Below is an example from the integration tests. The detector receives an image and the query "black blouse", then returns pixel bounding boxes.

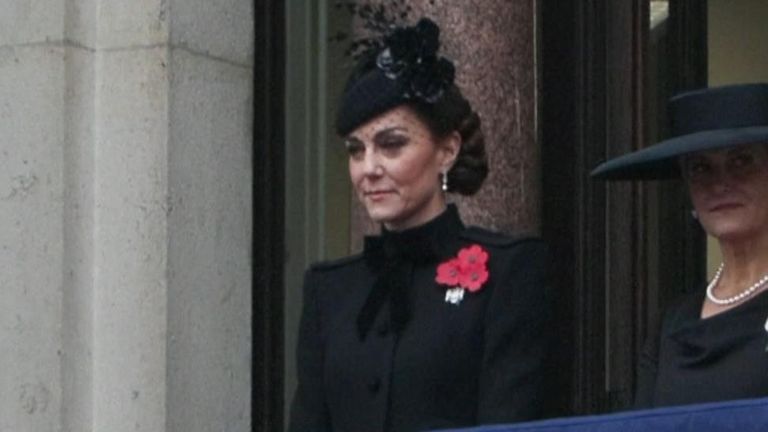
[636,288,768,408]
[289,205,553,432]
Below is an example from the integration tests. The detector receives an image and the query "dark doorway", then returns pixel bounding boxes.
[539,0,707,416]
[254,0,286,431]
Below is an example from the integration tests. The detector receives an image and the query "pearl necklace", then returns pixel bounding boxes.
[706,263,768,305]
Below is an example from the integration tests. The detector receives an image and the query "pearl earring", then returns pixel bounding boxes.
[441,171,448,192]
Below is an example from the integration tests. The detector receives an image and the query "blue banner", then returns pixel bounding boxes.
[437,397,768,432]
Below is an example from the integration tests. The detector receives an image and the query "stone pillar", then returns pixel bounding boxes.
[165,2,253,429]
[425,0,540,234]
[1,2,67,430]
[350,0,540,246]
[1,1,253,431]
[0,2,64,432]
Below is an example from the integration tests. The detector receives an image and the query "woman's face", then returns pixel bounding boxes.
[682,143,768,242]
[345,105,459,231]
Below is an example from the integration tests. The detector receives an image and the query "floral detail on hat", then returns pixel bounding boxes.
[332,1,455,105]
[436,244,490,305]
[376,18,455,103]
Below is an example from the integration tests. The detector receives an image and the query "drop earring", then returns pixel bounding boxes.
[691,209,698,219]
[441,171,448,192]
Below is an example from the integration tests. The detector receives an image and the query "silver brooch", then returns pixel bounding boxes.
[444,287,465,305]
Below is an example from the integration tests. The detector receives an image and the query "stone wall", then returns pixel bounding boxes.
[0,1,253,431]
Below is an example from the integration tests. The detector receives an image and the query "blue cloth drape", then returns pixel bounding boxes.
[436,397,768,432]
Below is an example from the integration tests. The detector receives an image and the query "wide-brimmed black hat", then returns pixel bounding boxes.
[591,83,768,180]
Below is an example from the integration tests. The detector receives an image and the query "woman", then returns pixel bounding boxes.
[592,83,768,408]
[289,18,552,432]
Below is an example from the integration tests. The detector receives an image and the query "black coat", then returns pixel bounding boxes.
[635,288,768,408]
[289,206,552,432]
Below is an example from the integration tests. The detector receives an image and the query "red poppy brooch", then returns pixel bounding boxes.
[435,244,489,305]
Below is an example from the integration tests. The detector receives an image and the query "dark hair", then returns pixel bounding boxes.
[408,87,488,196]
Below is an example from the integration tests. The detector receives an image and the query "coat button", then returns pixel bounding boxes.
[376,322,390,336]
[368,378,381,394]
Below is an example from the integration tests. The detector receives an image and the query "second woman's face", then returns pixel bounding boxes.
[345,106,459,231]
[683,143,768,242]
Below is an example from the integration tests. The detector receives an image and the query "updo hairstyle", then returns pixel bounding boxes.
[409,86,488,196]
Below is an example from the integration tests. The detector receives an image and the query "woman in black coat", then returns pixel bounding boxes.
[592,83,768,408]
[288,18,552,432]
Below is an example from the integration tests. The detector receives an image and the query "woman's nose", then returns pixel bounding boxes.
[362,152,382,176]
[708,166,737,192]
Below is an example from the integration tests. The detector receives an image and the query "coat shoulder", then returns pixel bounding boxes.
[309,253,366,273]
[460,226,542,249]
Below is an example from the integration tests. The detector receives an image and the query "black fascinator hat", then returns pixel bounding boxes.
[336,18,456,136]
[591,83,768,180]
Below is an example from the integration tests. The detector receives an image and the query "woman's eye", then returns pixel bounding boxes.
[684,160,710,178]
[378,138,407,153]
[729,153,755,168]
[691,163,707,172]
[345,141,364,159]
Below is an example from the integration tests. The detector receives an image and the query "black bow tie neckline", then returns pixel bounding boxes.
[357,205,464,340]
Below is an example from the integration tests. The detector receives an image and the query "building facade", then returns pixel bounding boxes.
[4,1,768,431]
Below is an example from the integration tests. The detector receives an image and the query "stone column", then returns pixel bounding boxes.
[164,3,253,430]
[350,0,540,246]
[426,0,540,234]
[1,2,66,430]
[1,1,253,431]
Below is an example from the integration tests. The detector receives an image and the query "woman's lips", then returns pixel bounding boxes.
[708,202,743,212]
[365,190,395,201]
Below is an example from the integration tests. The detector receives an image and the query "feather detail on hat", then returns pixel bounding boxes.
[334,4,456,135]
